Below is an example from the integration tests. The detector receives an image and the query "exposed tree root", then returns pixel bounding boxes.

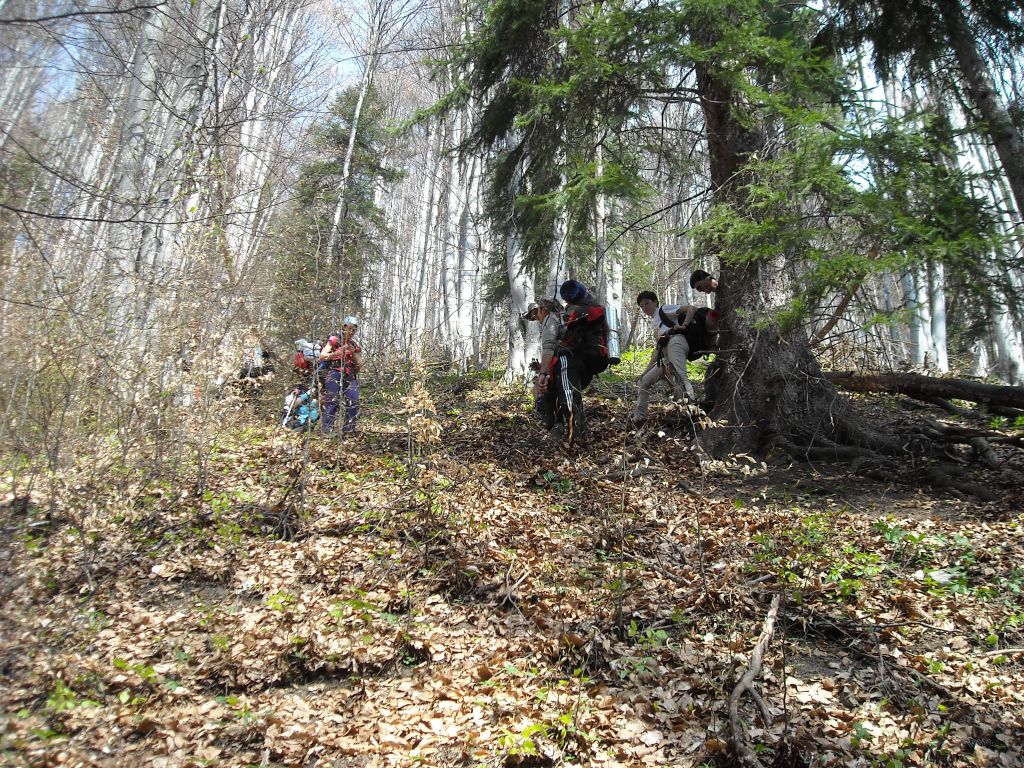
[775,438,886,464]
[728,593,782,768]
[908,394,975,417]
[695,332,1021,505]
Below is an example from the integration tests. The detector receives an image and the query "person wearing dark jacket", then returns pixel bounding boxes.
[543,280,609,442]
[689,270,718,295]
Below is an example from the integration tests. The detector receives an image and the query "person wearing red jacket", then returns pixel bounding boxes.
[319,317,363,434]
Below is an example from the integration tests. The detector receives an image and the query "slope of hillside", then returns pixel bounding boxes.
[2,377,1022,767]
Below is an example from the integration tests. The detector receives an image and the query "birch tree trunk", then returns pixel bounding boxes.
[506,224,533,381]
[928,261,949,372]
[460,155,484,370]
[325,54,377,270]
[411,121,442,356]
[505,143,532,381]
[901,270,933,368]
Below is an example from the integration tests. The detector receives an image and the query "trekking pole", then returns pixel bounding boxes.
[282,392,298,428]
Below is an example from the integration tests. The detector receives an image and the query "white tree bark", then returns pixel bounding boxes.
[505,141,532,380]
[927,261,949,372]
[456,154,482,370]
[411,121,442,355]
[324,55,377,267]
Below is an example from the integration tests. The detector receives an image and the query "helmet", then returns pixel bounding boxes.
[559,279,588,304]
[342,315,359,327]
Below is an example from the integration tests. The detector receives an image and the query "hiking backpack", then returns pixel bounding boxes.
[559,303,613,372]
[293,339,319,373]
[659,306,716,360]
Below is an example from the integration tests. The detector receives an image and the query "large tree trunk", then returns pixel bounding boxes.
[505,142,533,381]
[546,164,568,299]
[693,26,890,459]
[506,225,533,380]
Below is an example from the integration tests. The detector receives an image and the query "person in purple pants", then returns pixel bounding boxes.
[319,316,363,434]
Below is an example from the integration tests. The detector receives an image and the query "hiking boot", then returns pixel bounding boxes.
[547,423,565,444]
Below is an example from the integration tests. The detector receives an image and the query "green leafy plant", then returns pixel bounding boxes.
[266,591,296,612]
[45,680,100,713]
[627,620,669,649]
[499,722,549,758]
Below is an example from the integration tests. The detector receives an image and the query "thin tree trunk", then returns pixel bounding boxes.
[411,121,442,355]
[325,53,378,270]
[929,261,949,372]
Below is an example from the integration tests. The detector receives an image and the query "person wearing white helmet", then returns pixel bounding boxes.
[319,316,363,433]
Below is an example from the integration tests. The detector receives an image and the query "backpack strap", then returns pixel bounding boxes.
[658,307,675,330]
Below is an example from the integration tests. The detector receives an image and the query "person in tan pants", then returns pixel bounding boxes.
[631,291,700,425]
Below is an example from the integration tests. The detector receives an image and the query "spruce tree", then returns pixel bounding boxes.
[270,86,402,340]
[820,0,1024,216]
[441,0,1008,458]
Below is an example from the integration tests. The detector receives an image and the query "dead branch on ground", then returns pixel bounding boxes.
[728,592,782,767]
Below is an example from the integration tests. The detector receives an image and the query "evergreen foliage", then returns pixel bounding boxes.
[819,0,1024,79]
[694,108,1006,330]
[442,0,1011,333]
[270,86,403,339]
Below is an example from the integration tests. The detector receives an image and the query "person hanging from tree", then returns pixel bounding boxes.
[631,291,719,425]
[319,316,363,434]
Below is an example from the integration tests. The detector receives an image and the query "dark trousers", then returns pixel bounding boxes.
[322,370,359,433]
[537,352,604,439]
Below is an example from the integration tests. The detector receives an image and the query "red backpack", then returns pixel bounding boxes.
[559,303,611,372]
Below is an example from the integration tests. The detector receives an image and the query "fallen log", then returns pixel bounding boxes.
[826,371,1024,410]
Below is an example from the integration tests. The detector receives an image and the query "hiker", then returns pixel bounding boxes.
[292,338,319,375]
[631,291,719,424]
[282,384,319,430]
[238,344,274,380]
[689,270,724,406]
[231,343,275,402]
[523,298,564,426]
[689,269,718,295]
[541,280,612,442]
[319,317,362,434]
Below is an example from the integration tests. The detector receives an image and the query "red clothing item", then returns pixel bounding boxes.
[325,340,361,376]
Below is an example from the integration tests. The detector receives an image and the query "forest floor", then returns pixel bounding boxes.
[2,372,1023,768]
